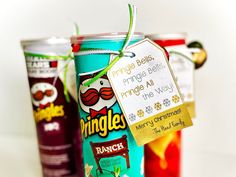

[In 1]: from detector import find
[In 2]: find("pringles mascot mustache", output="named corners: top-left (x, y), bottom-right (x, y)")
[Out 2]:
top-left (79, 74), bottom-right (116, 118)
top-left (80, 86), bottom-right (114, 106)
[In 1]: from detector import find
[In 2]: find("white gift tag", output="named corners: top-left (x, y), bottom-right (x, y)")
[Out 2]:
top-left (167, 46), bottom-right (195, 117)
top-left (107, 38), bottom-right (192, 146)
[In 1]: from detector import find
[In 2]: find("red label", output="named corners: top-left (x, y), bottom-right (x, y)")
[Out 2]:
top-left (90, 135), bottom-right (130, 174)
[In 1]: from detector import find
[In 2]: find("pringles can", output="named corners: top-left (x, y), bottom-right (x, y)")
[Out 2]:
top-left (71, 33), bottom-right (144, 177)
top-left (144, 33), bottom-right (193, 177)
top-left (21, 37), bottom-right (82, 177)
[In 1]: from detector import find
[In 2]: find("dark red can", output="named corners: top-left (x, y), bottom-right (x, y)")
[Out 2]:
top-left (21, 37), bottom-right (83, 177)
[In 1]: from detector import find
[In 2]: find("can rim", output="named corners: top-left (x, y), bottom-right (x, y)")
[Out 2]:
top-left (21, 36), bottom-right (70, 48)
top-left (71, 32), bottom-right (144, 44)
top-left (145, 33), bottom-right (187, 40)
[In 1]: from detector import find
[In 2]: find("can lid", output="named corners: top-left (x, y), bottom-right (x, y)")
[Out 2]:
top-left (146, 33), bottom-right (187, 40)
top-left (21, 36), bottom-right (69, 48)
top-left (71, 32), bottom-right (144, 44)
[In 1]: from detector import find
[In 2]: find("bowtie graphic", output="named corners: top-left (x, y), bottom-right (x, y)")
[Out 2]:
top-left (39, 102), bottom-right (51, 109)
top-left (89, 107), bottom-right (107, 118)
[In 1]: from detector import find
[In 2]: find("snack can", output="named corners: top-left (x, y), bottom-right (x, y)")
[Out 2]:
top-left (144, 33), bottom-right (193, 177)
top-left (71, 33), bottom-right (144, 177)
top-left (21, 37), bottom-right (82, 177)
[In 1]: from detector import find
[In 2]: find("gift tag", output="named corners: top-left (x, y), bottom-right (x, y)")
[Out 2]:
top-left (167, 46), bottom-right (195, 118)
top-left (107, 38), bottom-right (192, 146)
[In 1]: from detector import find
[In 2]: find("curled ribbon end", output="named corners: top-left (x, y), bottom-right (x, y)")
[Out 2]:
top-left (77, 3), bottom-right (136, 86)
top-left (74, 22), bottom-right (80, 35)
top-left (128, 4), bottom-right (132, 11)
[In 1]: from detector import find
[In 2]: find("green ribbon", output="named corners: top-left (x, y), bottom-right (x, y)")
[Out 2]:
top-left (24, 52), bottom-right (73, 60)
top-left (74, 22), bottom-right (80, 35)
top-left (24, 51), bottom-right (73, 102)
top-left (82, 4), bottom-right (136, 87)
top-left (63, 62), bottom-right (70, 102)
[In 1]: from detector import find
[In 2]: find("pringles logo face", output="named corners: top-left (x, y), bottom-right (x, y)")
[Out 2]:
top-left (79, 75), bottom-right (116, 113)
top-left (31, 83), bottom-right (58, 107)
top-left (31, 82), bottom-right (64, 122)
top-left (79, 75), bottom-right (127, 138)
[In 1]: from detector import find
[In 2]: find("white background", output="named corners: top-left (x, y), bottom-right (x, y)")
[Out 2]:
top-left (1, 0), bottom-right (236, 176)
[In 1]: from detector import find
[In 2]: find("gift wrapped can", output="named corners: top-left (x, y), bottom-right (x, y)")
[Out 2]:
top-left (144, 33), bottom-right (192, 177)
top-left (21, 37), bottom-right (82, 177)
top-left (71, 33), bottom-right (144, 177)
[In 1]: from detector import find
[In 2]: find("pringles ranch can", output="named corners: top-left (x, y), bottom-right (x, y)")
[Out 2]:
top-left (71, 33), bottom-right (144, 177)
top-left (21, 37), bottom-right (82, 177)
top-left (144, 33), bottom-right (193, 177)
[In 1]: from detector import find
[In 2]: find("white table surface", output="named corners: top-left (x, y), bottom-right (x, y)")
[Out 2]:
top-left (0, 135), bottom-right (236, 177)
top-left (0, 135), bottom-right (42, 177)
top-left (182, 149), bottom-right (236, 177)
